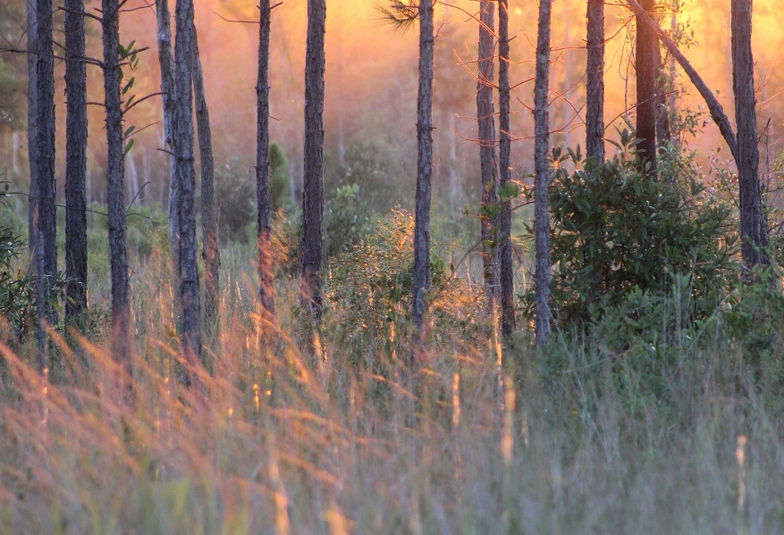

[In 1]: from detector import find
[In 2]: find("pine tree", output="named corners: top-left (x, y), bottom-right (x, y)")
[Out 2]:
top-left (174, 0), bottom-right (202, 369)
top-left (636, 0), bottom-right (658, 174)
top-left (731, 0), bottom-right (769, 268)
top-left (412, 0), bottom-right (434, 358)
top-left (498, 0), bottom-right (515, 336)
top-left (534, 0), bottom-right (552, 345)
top-left (65, 0), bottom-right (88, 320)
top-left (191, 20), bottom-right (219, 355)
top-left (35, 0), bottom-right (56, 321)
top-left (477, 0), bottom-right (499, 307)
top-left (103, 0), bottom-right (131, 376)
top-left (586, 0), bottom-right (605, 162)
top-left (301, 0), bottom-right (327, 320)
top-left (257, 0), bottom-right (275, 317)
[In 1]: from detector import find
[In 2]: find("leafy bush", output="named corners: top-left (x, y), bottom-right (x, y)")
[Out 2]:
top-left (524, 131), bottom-right (738, 331)
top-left (327, 142), bottom-right (402, 213)
top-left (269, 141), bottom-right (291, 211)
top-left (325, 184), bottom-right (374, 259)
top-left (0, 226), bottom-right (67, 342)
top-left (328, 210), bottom-right (484, 369)
top-left (215, 160), bottom-right (256, 243)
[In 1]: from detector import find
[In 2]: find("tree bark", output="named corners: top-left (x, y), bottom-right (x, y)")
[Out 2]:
top-left (731, 0), bottom-right (769, 268)
top-left (26, 0), bottom-right (38, 263)
top-left (586, 0), bottom-right (605, 162)
top-left (301, 0), bottom-right (326, 320)
top-left (653, 42), bottom-right (671, 147)
top-left (191, 21), bottom-right (219, 356)
top-left (412, 0), bottom-right (434, 358)
top-left (36, 0), bottom-right (56, 320)
top-left (624, 0), bottom-right (739, 162)
top-left (498, 0), bottom-right (515, 337)
top-left (103, 0), bottom-right (131, 376)
top-left (257, 0), bottom-right (275, 317)
top-left (65, 0), bottom-right (88, 321)
top-left (636, 0), bottom-right (658, 174)
top-left (534, 0), bottom-right (552, 346)
top-left (174, 0), bottom-right (202, 369)
top-left (155, 0), bottom-right (179, 273)
top-left (477, 0), bottom-right (499, 308)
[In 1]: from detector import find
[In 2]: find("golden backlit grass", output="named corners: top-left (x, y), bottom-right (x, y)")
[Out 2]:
top-left (1, 247), bottom-right (784, 534)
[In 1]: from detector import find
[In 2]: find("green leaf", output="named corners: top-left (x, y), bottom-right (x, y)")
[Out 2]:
top-left (122, 77), bottom-right (135, 95)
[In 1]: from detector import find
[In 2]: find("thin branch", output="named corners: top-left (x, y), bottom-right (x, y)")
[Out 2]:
top-left (125, 91), bottom-right (164, 112)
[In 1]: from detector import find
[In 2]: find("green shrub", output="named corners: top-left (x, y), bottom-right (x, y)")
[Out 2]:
top-left (325, 184), bottom-right (374, 259)
top-left (0, 225), bottom-right (67, 342)
top-left (524, 131), bottom-right (737, 331)
top-left (327, 142), bottom-right (402, 213)
top-left (215, 160), bottom-right (256, 243)
top-left (327, 210), bottom-right (484, 370)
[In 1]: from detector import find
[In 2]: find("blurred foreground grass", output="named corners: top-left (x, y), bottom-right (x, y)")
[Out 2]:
top-left (0, 233), bottom-right (783, 535)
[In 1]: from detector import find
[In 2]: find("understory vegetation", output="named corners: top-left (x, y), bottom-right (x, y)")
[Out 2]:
top-left (2, 141), bottom-right (784, 533)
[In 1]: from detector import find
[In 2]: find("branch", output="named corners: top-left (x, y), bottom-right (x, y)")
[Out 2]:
top-left (212, 0), bottom-right (282, 23)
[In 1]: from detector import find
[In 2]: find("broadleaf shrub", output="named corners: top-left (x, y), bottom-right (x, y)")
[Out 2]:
top-left (0, 226), bottom-right (67, 342)
top-left (328, 210), bottom-right (484, 370)
top-left (524, 131), bottom-right (738, 331)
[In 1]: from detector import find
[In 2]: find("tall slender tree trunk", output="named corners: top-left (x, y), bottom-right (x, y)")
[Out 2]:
top-left (174, 0), bottom-right (202, 369)
top-left (731, 0), bottom-right (769, 268)
top-left (636, 0), bottom-right (658, 174)
top-left (534, 0), bottom-right (553, 346)
top-left (412, 0), bottom-right (434, 358)
top-left (257, 0), bottom-right (275, 317)
top-left (26, 0), bottom-right (38, 263)
top-left (36, 0), bottom-right (56, 324)
top-left (586, 0), bottom-right (605, 162)
top-left (498, 0), bottom-right (515, 337)
top-left (65, 0), bottom-right (88, 321)
top-left (301, 0), bottom-right (326, 320)
top-left (155, 0), bottom-right (178, 273)
top-left (477, 0), bottom-right (499, 309)
top-left (103, 0), bottom-right (131, 376)
top-left (191, 21), bottom-right (219, 357)
top-left (653, 42), bottom-right (671, 148)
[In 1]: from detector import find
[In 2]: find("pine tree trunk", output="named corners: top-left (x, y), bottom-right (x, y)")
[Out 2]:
top-left (174, 0), bottom-right (202, 370)
top-left (301, 0), bottom-right (326, 320)
top-left (103, 0), bottom-right (131, 376)
top-left (653, 42), bottom-right (671, 148)
top-left (26, 0), bottom-right (38, 263)
top-left (498, 0), bottom-right (515, 337)
top-left (477, 0), bottom-right (499, 309)
top-left (191, 22), bottom-right (219, 356)
top-left (636, 0), bottom-right (658, 174)
top-left (586, 0), bottom-right (605, 162)
top-left (36, 0), bottom-right (56, 322)
top-left (65, 0), bottom-right (88, 321)
top-left (534, 0), bottom-right (553, 346)
top-left (731, 0), bottom-right (769, 268)
top-left (412, 0), bottom-right (434, 358)
top-left (257, 0), bottom-right (275, 317)
top-left (155, 0), bottom-right (179, 273)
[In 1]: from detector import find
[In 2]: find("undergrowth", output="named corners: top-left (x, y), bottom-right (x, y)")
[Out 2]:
top-left (0, 218), bottom-right (783, 534)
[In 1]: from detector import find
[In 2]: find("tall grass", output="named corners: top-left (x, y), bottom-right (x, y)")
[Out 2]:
top-left (1, 242), bottom-right (783, 534)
